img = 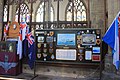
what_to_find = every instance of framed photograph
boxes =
[82,34,96,45]
[46,36,53,43]
[8,43,14,52]
[0,42,6,52]
[85,51,92,60]
[92,47,100,53]
[37,36,44,42]
[57,33,76,46]
[92,55,100,61]
[6,42,16,53]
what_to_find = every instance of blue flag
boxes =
[23,26,29,57]
[27,32,35,69]
[102,12,120,70]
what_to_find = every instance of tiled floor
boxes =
[0,73,100,80]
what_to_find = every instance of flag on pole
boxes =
[20,22,27,41]
[23,26,29,57]
[27,32,35,69]
[3,22,10,40]
[102,12,120,70]
[17,29,22,60]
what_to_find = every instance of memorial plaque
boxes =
[56,49,76,60]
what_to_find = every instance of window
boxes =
[66,0,87,21]
[3,5,8,22]
[15,3,30,22]
[36,2,54,22]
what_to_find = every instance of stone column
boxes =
[11,3,17,22]
[108,0,120,26]
[0,0,4,41]
[45,0,52,21]
[90,0,105,36]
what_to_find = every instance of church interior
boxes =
[0,0,120,80]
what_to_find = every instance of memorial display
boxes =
[0,41,21,75]
[35,29,101,65]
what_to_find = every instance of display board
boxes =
[35,29,101,64]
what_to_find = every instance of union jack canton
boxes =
[26,32,34,47]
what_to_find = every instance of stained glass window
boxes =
[3,5,8,22]
[15,3,30,22]
[36,2,54,22]
[66,0,87,21]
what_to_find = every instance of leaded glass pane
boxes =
[4,5,8,22]
[15,3,30,22]
[66,0,87,21]
[36,2,54,22]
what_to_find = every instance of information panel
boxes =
[56,49,76,60]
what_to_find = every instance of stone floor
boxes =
[0,73,100,80]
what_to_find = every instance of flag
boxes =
[102,12,120,70]
[17,29,22,60]
[23,36,28,57]
[27,32,35,69]
[20,22,27,41]
[23,25,29,57]
[3,22,10,40]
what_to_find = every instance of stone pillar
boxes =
[0,0,4,41]
[11,4,17,22]
[90,0,105,35]
[45,0,52,21]
[108,0,120,27]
